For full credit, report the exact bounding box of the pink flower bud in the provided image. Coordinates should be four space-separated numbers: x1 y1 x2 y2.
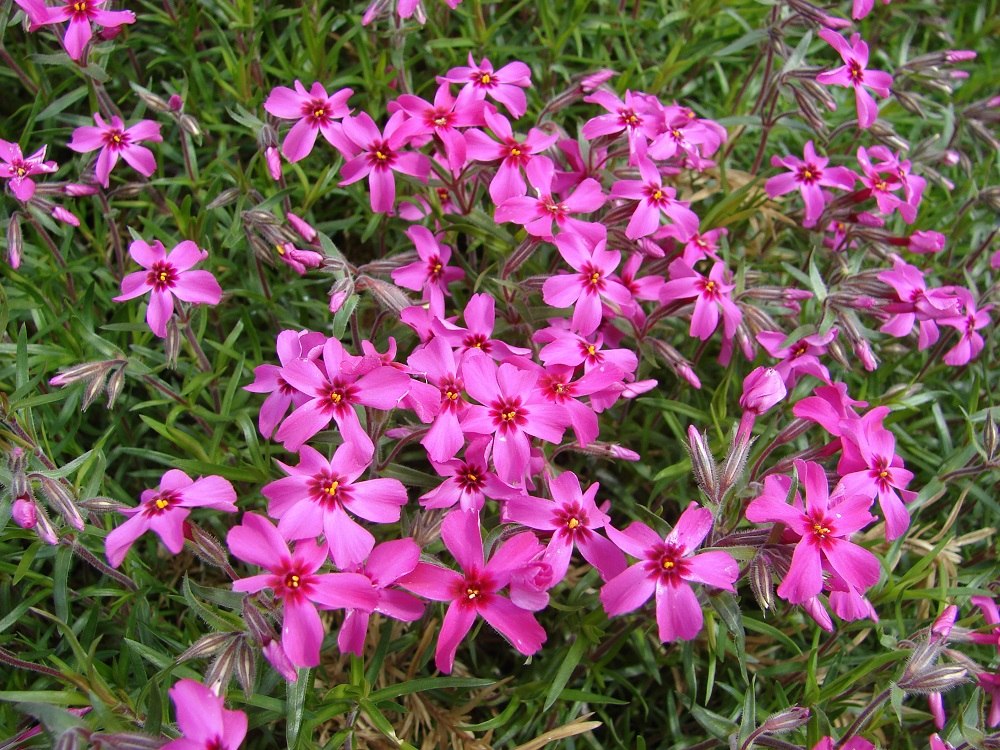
7 214 22 269
945 50 977 63
931 605 959 641
739 367 786 415
168 94 184 112
51 206 80 226
265 146 282 181
907 230 946 254
677 363 701 389
579 69 616 92
12 497 37 529
991 249 1000 270
64 183 101 197
286 212 317 243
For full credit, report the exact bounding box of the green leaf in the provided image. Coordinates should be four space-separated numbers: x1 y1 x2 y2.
544 635 587 710
286 667 310 750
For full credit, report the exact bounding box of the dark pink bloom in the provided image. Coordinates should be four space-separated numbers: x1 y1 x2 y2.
338 111 429 213
245 330 326 439
793 381 868 437
503 471 626 583
227 513 378 667
536 327 638 376
610 157 699 240
659 260 741 342
939 297 991 366
274 337 411 456
399 510 546 673
263 81 353 162
421 438 520 513
105 470 237 568
647 105 725 164
494 156 605 239
816 29 893 129
262 443 408 569
163 679 247 750
877 255 957 349
581 89 659 162
459 352 567 486
337 539 425 656
534 363 625 446
982 672 1000 727
852 0 890 18
601 502 738 642
406 335 471 462
68 114 161 188
391 225 464 317
765 141 856 227
0 140 57 201
756 328 838 385
15 0 135 61
739 366 786 415
746 461 880 604
465 109 558 204
432 292 532 362
438 54 532 119
113 239 222 338
392 83 482 174
542 230 632 336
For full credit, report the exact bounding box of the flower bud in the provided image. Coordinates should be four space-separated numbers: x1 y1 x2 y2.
242 600 273 646
898 664 968 694
179 114 201 138
168 94 184 112
328 277 354 314
64 183 101 197
579 68 616 93
356 274 413 314
177 631 238 662
204 638 240 693
265 146 282 181
165 318 181 368
132 84 170 112
234 637 256 697
907 230 946 254
739 367 786 415
945 50 977 63
34 504 59 545
931 605 959 642
286 212 317 243
36 475 84 531
51 206 80 227
207 187 242 210
7 213 23 269
984 415 999 462
749 554 774 611
11 496 37 529
719 430 752 497
686 426 718 499
105 366 126 409
761 706 810 733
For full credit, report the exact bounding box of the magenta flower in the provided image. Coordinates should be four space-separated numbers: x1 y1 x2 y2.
421 438 520 513
0 140 57 201
494 156 605 239
739 366 787 416
647 106 725 164
405 335 471 462
438 54 532 118
581 89 658 161
816 29 893 129
659 260 742 342
746 460 880 604
432 292 532 362
601 502 738 642
756 328 838 386
261 443 408 569
391 226 464 317
459 352 567 486
227 513 379 667
245 329 326 439
263 81 353 162
68 114 161 188
534 363 625 446
338 111 429 213
274 337 411 456
504 471 626 583
610 157 699 240
939 296 991 366
105 470 237 568
392 83 482 174
536 327 638 376
542 230 632 336
14 0 135 61
765 141 856 227
337 539 425 656
399 510 547 674
163 679 247 750
465 109 559 204
113 239 222 338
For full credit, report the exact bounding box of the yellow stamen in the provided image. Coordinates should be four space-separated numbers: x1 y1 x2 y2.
73 1 87 10
479 73 491 85
662 559 675 570
466 472 478 483
652 189 663 201
704 280 716 293
813 523 831 537
155 497 169 510
375 150 388 161
878 470 889 479
567 517 580 529
275 244 286 256
502 410 517 422
509 146 521 157
466 587 480 599
324 480 339 496
586 344 597 355
158 271 169 283
590 271 601 284
329 392 342 404
434 116 448 126
432 262 443 274
313 108 326 119
445 390 459 400
288 574 300 588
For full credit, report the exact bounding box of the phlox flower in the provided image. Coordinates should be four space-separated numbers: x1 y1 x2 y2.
503 471 626 583
263 81 352 163
535 327 639 376
337 539 425 656
609 156 699 240
227 513 378 667
14 0 135 61
939 295 991 366
792 381 868 438
459 351 567 486
420 438 520 513
852 0 890 19
816 29 893 129
438 54 532 119
659 260 741 342
647 104 726 164
533 363 625 446
581 89 659 163
105 469 237 568
812 739 874 750
542 229 632 336
163 679 246 750
877 255 958 350
244 330 326 439
113 239 222 338
392 83 482 174
262 443 408 569
432 292 532 362
405 335 470 462
494 156 605 239
745 460 880 604
399 510 547 674
0 140 57 201
601 502 738 642
856 146 924 223
756 328 838 386
391 225 464 317
68 114 161 188
765 140 856 227
338 111 430 214
362 0 463 26
465 108 559 204
969 595 1000 649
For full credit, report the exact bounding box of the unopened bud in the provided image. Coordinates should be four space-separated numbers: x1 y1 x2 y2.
51 206 79 227
749 554 774 611
286 212 317 243
761 706 810 733
356 274 413 314
567 441 641 462
79 496 129 512
984 415 999 462
49 360 109 387
34 504 59 545
907 230 946 254
177 631 239 662
931 605 959 642
234 637 256 697
131 84 170 113
81 371 106 411
36 475 84 531
263 640 298 682
186 523 230 569
168 94 184 112
64 183 101 197
105 367 125 409
686 426 718 499
719 430 753 496
89 732 168 750
179 114 201 138
265 146 282 181
739 367 786 415
328 277 355 314
204 637 240 693
579 68 616 93
165 318 181 368
207 187 242 210
945 50 977 63
7 213 23 269
898 664 968 694
12 497 37 529
242 600 273 646
243 209 278 227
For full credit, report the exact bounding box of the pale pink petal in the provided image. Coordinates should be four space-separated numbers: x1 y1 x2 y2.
265 86 307 119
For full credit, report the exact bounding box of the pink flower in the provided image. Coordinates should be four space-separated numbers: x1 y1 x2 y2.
581 89 659 162
765 141 856 227
244 330 326 439
337 539 425 656
739 366 787 415
392 83 482 174
421 438 520 513
263 81 353 162
438 54 532 119
0 140 57 201
609 157 699 240
338 111 429 213
465 109 559 204
494 156 605 239
68 114 161 188
746 461 880 604
459 352 568 486
399 510 547 673
659 260 742 342
391 225 464 317
105 470 237 568
405 335 471 462
14 0 135 61
432 292 532 362
601 502 738 642
227 513 378 667
756 328 838 385
503 471 626 583
113 239 222 338
816 29 893 129
163 679 247 750
939 297 991 366
261 443 408 569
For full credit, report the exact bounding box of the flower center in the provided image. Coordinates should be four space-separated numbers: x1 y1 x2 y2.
567 517 580 529
144 490 179 516
874 179 889 192
478 72 492 85
463 333 492 353
72 1 88 12
792 343 808 358
586 344 597 355
490 396 525 431
323 479 339 496
797 164 821 184
703 280 716 294
466 586 480 599
146 260 178 291
652 189 663 201
849 59 864 83
14 165 26 177
620 109 639 127
456 463 486 492
812 523 831 538
287 573 301 588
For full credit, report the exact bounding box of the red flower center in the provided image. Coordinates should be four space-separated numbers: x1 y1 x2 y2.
796 163 822 184
489 396 525 433
455 463 487 493
554 501 588 536
146 260 178 291
463 333 492 353
304 99 332 125
143 490 179 516
453 570 495 608
504 140 529 166
647 543 689 582
580 262 605 293
849 59 864 83
368 140 395 170
104 129 130 150
619 109 640 127
321 379 357 413
472 70 496 88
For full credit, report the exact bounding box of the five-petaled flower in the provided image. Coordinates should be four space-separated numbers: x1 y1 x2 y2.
113 238 223 338
816 29 893 129
263 80 353 162
163 678 247 750
0 140 57 201
68 113 162 188
14 0 135 61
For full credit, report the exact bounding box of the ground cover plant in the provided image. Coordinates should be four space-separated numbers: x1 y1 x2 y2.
0 0 998 748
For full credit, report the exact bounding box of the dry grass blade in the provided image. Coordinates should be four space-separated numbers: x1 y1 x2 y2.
511 714 602 750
